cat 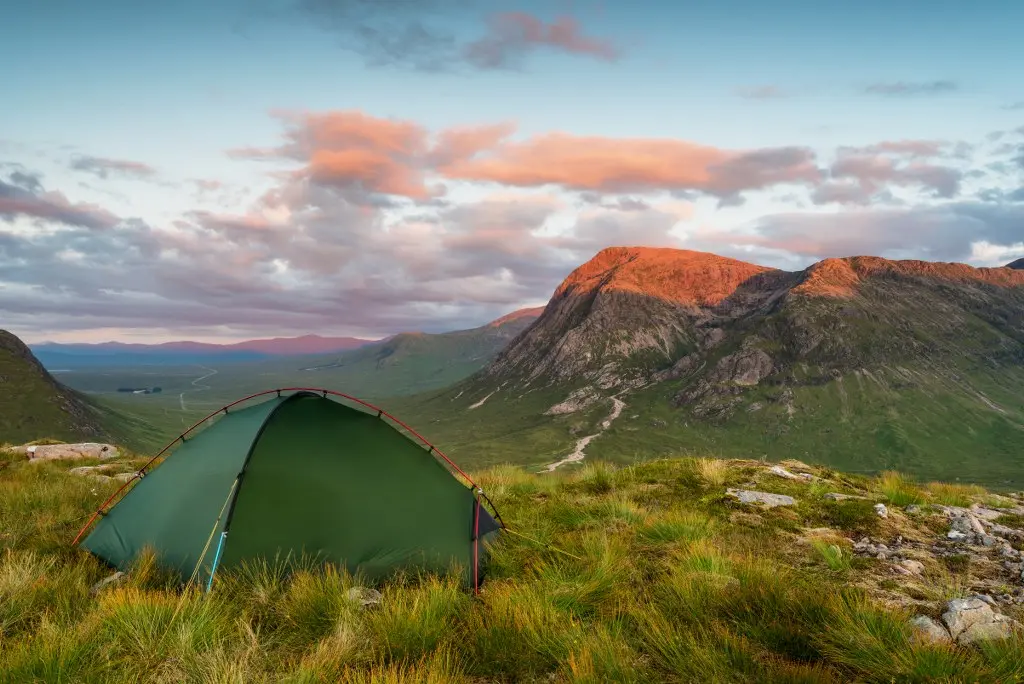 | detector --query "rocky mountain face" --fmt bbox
[0,330,108,444]
[483,247,1024,421]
